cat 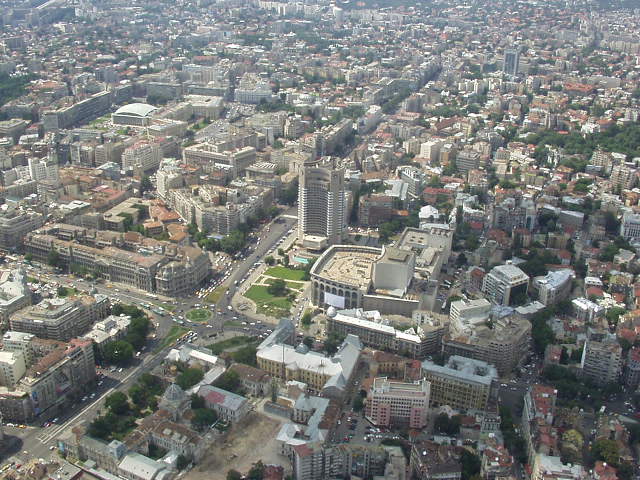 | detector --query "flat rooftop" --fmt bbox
[314,247,380,289]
